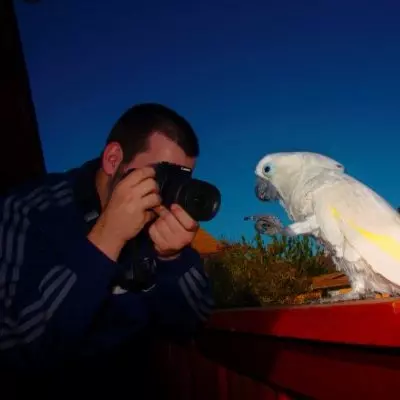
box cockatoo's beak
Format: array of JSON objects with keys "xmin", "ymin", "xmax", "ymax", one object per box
[{"xmin": 255, "ymin": 177, "xmax": 279, "ymax": 202}]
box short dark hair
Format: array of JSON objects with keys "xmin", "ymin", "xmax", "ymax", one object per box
[{"xmin": 105, "ymin": 103, "xmax": 199, "ymax": 162}]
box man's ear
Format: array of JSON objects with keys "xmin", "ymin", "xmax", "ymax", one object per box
[{"xmin": 101, "ymin": 142, "xmax": 124, "ymax": 176}]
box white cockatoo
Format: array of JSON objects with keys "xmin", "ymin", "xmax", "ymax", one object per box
[{"xmin": 249, "ymin": 151, "xmax": 400, "ymax": 302}]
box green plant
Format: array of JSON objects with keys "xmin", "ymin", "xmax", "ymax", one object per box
[{"xmin": 205, "ymin": 233, "xmax": 336, "ymax": 308}]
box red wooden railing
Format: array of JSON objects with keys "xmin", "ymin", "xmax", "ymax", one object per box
[{"xmin": 153, "ymin": 298, "xmax": 400, "ymax": 399}]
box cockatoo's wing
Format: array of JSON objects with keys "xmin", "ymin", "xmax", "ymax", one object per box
[{"xmin": 314, "ymin": 177, "xmax": 400, "ymax": 287}]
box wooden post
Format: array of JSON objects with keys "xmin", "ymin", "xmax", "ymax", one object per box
[{"xmin": 0, "ymin": 0, "xmax": 46, "ymax": 195}]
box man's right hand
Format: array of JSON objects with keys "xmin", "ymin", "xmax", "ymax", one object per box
[{"xmin": 88, "ymin": 167, "xmax": 161, "ymax": 261}]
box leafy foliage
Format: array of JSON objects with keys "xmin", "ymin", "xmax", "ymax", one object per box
[{"xmin": 204, "ymin": 232, "xmax": 336, "ymax": 308}]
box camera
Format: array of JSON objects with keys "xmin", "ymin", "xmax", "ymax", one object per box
[{"xmin": 123, "ymin": 161, "xmax": 221, "ymax": 222}]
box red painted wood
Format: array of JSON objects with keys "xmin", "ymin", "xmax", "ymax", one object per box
[
  {"xmin": 154, "ymin": 299, "xmax": 400, "ymax": 399},
  {"xmin": 226, "ymin": 371, "xmax": 277, "ymax": 400},
  {"xmin": 191, "ymin": 353, "xmax": 227, "ymax": 400},
  {"xmin": 197, "ymin": 330, "xmax": 400, "ymax": 398},
  {"xmin": 207, "ymin": 298, "xmax": 400, "ymax": 347}
]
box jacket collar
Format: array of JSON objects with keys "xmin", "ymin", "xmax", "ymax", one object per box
[{"xmin": 69, "ymin": 157, "xmax": 102, "ymax": 230}]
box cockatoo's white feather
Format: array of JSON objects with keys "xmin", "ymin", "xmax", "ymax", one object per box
[{"xmin": 253, "ymin": 151, "xmax": 400, "ymax": 301}]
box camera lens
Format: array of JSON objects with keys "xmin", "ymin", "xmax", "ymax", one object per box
[{"xmin": 176, "ymin": 179, "xmax": 221, "ymax": 222}]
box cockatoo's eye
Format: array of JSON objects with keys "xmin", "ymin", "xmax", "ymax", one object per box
[{"xmin": 262, "ymin": 163, "xmax": 273, "ymax": 176}]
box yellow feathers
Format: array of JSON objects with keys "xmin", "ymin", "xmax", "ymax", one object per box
[{"xmin": 330, "ymin": 207, "xmax": 400, "ymax": 262}]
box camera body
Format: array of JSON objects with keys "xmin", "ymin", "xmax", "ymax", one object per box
[{"xmin": 123, "ymin": 161, "xmax": 221, "ymax": 222}]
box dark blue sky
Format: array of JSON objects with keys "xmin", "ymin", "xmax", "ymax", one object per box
[{"xmin": 15, "ymin": 0, "xmax": 400, "ymax": 241}]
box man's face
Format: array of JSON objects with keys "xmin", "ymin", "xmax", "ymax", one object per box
[{"xmin": 102, "ymin": 132, "xmax": 196, "ymax": 198}]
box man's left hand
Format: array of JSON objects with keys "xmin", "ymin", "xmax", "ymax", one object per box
[{"xmin": 149, "ymin": 204, "xmax": 199, "ymax": 260}]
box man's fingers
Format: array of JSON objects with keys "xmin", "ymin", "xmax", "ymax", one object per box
[
  {"xmin": 148, "ymin": 223, "xmax": 170, "ymax": 250},
  {"xmin": 141, "ymin": 193, "xmax": 162, "ymax": 210},
  {"xmin": 170, "ymin": 204, "xmax": 198, "ymax": 232},
  {"xmin": 149, "ymin": 205, "xmax": 198, "ymax": 258},
  {"xmin": 134, "ymin": 178, "xmax": 159, "ymax": 198},
  {"xmin": 153, "ymin": 205, "xmax": 169, "ymax": 217},
  {"xmin": 120, "ymin": 167, "xmax": 156, "ymax": 188},
  {"xmin": 153, "ymin": 205, "xmax": 187, "ymax": 235},
  {"xmin": 144, "ymin": 210, "xmax": 157, "ymax": 225},
  {"xmin": 158, "ymin": 219, "xmax": 175, "ymax": 242},
  {"xmin": 153, "ymin": 204, "xmax": 198, "ymax": 232}
]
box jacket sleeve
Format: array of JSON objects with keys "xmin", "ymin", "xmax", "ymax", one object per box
[
  {"xmin": 146, "ymin": 246, "xmax": 215, "ymax": 340},
  {"xmin": 0, "ymin": 188, "xmax": 119, "ymax": 371}
]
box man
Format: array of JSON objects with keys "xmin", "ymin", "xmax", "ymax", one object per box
[{"xmin": 0, "ymin": 103, "xmax": 214, "ymax": 383}]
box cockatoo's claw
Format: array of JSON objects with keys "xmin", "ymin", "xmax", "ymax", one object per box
[{"xmin": 244, "ymin": 214, "xmax": 285, "ymax": 236}]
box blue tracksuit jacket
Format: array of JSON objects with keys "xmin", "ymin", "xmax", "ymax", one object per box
[{"xmin": 0, "ymin": 158, "xmax": 214, "ymax": 372}]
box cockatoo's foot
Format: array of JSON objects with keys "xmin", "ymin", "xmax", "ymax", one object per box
[
  {"xmin": 318, "ymin": 292, "xmax": 361, "ymax": 304},
  {"xmin": 244, "ymin": 215, "xmax": 284, "ymax": 235},
  {"xmin": 318, "ymin": 290, "xmax": 376, "ymax": 304}
]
